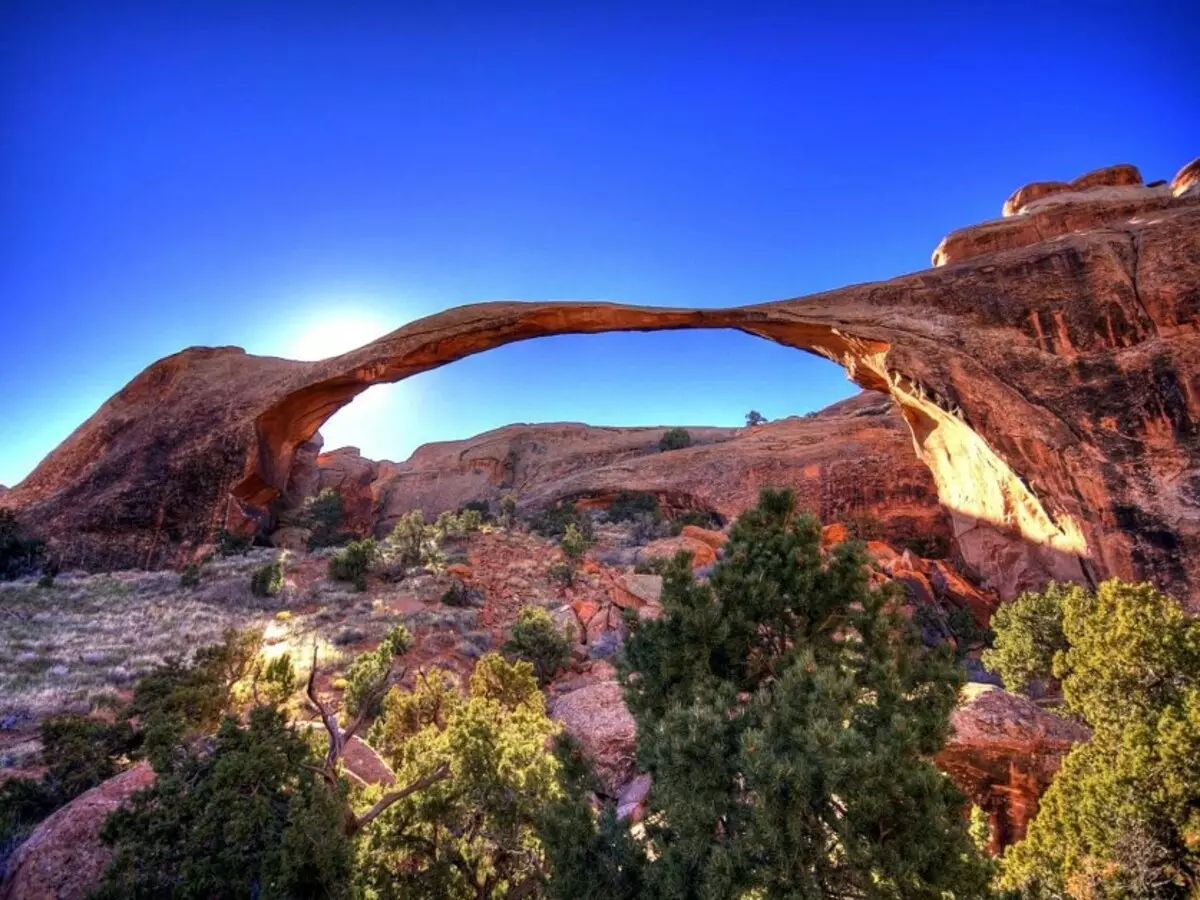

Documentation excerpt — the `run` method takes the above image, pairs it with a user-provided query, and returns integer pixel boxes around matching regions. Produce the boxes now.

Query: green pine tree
[997,580,1200,898]
[544,488,991,900]
[359,653,563,899]
[92,705,354,900]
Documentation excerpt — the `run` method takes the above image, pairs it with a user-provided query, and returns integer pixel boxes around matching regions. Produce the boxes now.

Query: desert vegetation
[0,509,46,581]
[657,427,692,452]
[2,490,1198,899]
[987,580,1200,896]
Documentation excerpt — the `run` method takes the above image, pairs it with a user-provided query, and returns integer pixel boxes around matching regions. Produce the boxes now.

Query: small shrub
[0,709,140,878]
[328,539,377,591]
[503,606,571,686]
[131,629,263,763]
[548,562,575,587]
[254,652,297,704]
[179,563,202,589]
[0,778,59,878]
[250,555,286,597]
[529,500,593,541]
[498,493,518,528]
[39,715,141,798]
[0,716,140,874]
[981,582,1072,694]
[301,489,354,550]
[560,523,590,565]
[633,557,670,576]
[384,511,440,571]
[334,627,367,646]
[745,409,767,426]
[459,499,492,522]
[659,427,692,452]
[441,579,481,608]
[606,491,661,523]
[0,509,45,581]
[947,606,993,653]
[844,511,885,542]
[436,508,484,540]
[342,626,412,719]
[215,527,252,557]
[630,512,672,544]
[36,560,58,589]
[669,508,722,534]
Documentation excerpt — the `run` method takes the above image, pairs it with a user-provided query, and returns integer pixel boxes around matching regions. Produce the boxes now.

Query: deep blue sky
[2,1,1198,484]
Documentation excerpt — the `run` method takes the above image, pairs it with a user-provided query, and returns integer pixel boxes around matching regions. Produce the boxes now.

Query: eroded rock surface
[0,761,155,900]
[288,392,952,557]
[5,157,1200,605]
[550,680,638,795]
[937,688,1089,853]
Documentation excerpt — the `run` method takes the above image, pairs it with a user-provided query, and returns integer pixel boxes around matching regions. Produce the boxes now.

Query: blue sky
[2,0,1197,483]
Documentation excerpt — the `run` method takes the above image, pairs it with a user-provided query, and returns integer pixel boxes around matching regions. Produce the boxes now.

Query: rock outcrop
[937,688,1090,853]
[550,680,638,795]
[5,158,1200,605]
[295,391,952,553]
[304,423,740,536]
[0,761,155,900]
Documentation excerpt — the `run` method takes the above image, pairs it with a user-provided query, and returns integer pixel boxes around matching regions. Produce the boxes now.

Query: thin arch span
[232,299,1090,598]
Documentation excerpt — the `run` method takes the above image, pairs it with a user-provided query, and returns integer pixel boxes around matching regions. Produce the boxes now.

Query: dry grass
[0,552,281,719]
[0,548,478,723]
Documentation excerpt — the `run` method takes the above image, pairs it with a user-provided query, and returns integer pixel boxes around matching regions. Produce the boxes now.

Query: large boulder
[936,688,1090,852]
[550,681,637,795]
[0,762,156,900]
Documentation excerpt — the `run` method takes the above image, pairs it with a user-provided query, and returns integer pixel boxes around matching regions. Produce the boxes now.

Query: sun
[285,306,395,362]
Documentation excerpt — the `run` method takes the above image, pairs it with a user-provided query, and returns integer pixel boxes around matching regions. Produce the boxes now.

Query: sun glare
[285,307,395,362]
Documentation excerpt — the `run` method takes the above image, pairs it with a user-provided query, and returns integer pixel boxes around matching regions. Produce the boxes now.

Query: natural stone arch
[5,158,1199,603]
[234,298,1090,600]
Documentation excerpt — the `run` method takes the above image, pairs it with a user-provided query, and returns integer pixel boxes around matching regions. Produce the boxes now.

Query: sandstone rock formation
[0,761,155,900]
[287,391,952,556]
[302,423,739,536]
[549,680,638,795]
[937,688,1089,853]
[5,157,1200,605]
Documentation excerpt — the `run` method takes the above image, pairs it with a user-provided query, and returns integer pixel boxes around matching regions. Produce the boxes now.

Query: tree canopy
[544,488,991,899]
[360,653,563,899]
[996,580,1200,898]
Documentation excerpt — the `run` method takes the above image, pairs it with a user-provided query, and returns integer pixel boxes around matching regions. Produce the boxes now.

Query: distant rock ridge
[4,156,1200,606]
[286,391,954,561]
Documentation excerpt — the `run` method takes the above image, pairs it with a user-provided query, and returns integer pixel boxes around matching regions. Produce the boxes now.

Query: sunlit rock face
[286,391,953,556]
[4,156,1200,605]
[934,161,1193,266]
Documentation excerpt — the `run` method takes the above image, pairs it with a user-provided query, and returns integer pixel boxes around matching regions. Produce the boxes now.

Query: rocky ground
[0,505,1006,808]
[1,487,1099,900]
